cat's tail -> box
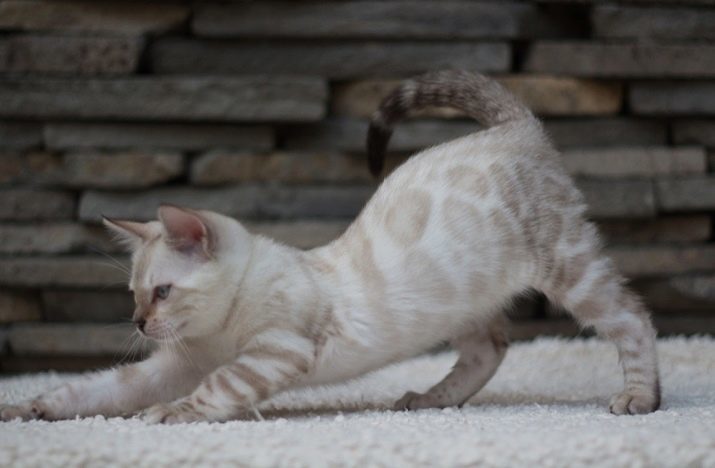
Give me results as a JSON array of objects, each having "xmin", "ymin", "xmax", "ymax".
[{"xmin": 367, "ymin": 70, "xmax": 535, "ymax": 177}]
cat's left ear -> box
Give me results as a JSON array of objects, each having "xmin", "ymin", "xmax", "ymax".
[
  {"xmin": 158, "ymin": 205, "xmax": 215, "ymax": 260},
  {"xmin": 102, "ymin": 217, "xmax": 152, "ymax": 251}
]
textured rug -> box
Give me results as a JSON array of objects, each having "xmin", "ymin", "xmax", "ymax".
[{"xmin": 1, "ymin": 337, "xmax": 714, "ymax": 467}]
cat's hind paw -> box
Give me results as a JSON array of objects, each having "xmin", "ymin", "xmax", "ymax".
[
  {"xmin": 609, "ymin": 389, "xmax": 660, "ymax": 415},
  {"xmin": 140, "ymin": 399, "xmax": 209, "ymax": 425},
  {"xmin": 393, "ymin": 391, "xmax": 443, "ymax": 411}
]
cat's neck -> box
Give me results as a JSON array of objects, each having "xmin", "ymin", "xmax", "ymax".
[{"xmin": 222, "ymin": 234, "xmax": 331, "ymax": 349}]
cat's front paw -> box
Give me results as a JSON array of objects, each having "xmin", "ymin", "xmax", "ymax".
[
  {"xmin": 140, "ymin": 399, "xmax": 208, "ymax": 425},
  {"xmin": 609, "ymin": 389, "xmax": 659, "ymax": 415},
  {"xmin": 0, "ymin": 400, "xmax": 52, "ymax": 422}
]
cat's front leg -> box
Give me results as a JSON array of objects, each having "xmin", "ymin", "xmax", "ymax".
[
  {"xmin": 142, "ymin": 333, "xmax": 315, "ymax": 424},
  {"xmin": 1, "ymin": 349, "xmax": 201, "ymax": 421}
]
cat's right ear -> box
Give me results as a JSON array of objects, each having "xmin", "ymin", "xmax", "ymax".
[{"xmin": 102, "ymin": 217, "xmax": 151, "ymax": 251}]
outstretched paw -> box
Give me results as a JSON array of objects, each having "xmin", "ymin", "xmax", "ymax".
[
  {"xmin": 0, "ymin": 400, "xmax": 51, "ymax": 422},
  {"xmin": 140, "ymin": 399, "xmax": 208, "ymax": 425},
  {"xmin": 609, "ymin": 389, "xmax": 659, "ymax": 415}
]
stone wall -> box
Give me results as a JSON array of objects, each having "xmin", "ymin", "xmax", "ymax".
[{"xmin": 1, "ymin": 0, "xmax": 714, "ymax": 372}]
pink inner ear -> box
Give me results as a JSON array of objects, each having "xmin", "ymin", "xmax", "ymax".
[{"xmin": 159, "ymin": 206, "xmax": 208, "ymax": 252}]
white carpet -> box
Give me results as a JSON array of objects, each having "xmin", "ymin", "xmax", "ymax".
[{"xmin": 1, "ymin": 337, "xmax": 714, "ymax": 467}]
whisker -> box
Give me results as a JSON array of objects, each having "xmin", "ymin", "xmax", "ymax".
[{"xmin": 90, "ymin": 247, "xmax": 131, "ymax": 275}]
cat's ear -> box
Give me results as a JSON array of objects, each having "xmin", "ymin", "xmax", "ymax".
[
  {"xmin": 102, "ymin": 217, "xmax": 152, "ymax": 251},
  {"xmin": 158, "ymin": 205, "xmax": 214, "ymax": 260}
]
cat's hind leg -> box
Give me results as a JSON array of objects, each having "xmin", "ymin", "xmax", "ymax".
[
  {"xmin": 394, "ymin": 316, "xmax": 508, "ymax": 411},
  {"xmin": 540, "ymin": 241, "xmax": 660, "ymax": 415}
]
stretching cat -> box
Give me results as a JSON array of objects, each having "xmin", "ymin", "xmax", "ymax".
[{"xmin": 0, "ymin": 71, "xmax": 660, "ymax": 423}]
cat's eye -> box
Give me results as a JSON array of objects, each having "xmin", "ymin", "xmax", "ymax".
[{"xmin": 154, "ymin": 285, "xmax": 171, "ymax": 301}]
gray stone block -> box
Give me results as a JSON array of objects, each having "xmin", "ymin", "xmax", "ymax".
[
  {"xmin": 578, "ymin": 179, "xmax": 656, "ymax": 219},
  {"xmin": 287, "ymin": 118, "xmax": 667, "ymax": 153},
  {"xmin": 598, "ymin": 216, "xmax": 711, "ymax": 244},
  {"xmin": 1, "ymin": 35, "xmax": 142, "ymax": 75},
  {"xmin": 61, "ymin": 151, "xmax": 184, "ymax": 189},
  {"xmin": 656, "ymin": 177, "xmax": 715, "ymax": 211},
  {"xmin": 193, "ymin": 2, "xmax": 563, "ymax": 39},
  {"xmin": 0, "ymin": 256, "xmax": 129, "ymax": 288},
  {"xmin": 0, "ymin": 77, "xmax": 327, "ymax": 122},
  {"xmin": 630, "ymin": 82, "xmax": 715, "ymax": 115},
  {"xmin": 0, "ymin": 1, "xmax": 189, "ymax": 34},
  {"xmin": 79, "ymin": 185, "xmax": 375, "ymax": 222},
  {"xmin": 607, "ymin": 245, "xmax": 715, "ymax": 277},
  {"xmin": 283, "ymin": 118, "xmax": 478, "ymax": 153},
  {"xmin": 0, "ymin": 122, "xmax": 42, "ymax": 150},
  {"xmin": 2, "ymin": 151, "xmax": 184, "ymax": 189},
  {"xmin": 191, "ymin": 151, "xmax": 373, "ymax": 185},
  {"xmin": 0, "ymin": 189, "xmax": 75, "ymax": 220},
  {"xmin": 45, "ymin": 123, "xmax": 275, "ymax": 151},
  {"xmin": 562, "ymin": 146, "xmax": 706, "ymax": 178},
  {"xmin": 0, "ymin": 290, "xmax": 41, "ymax": 323},
  {"xmin": 525, "ymin": 42, "xmax": 715, "ymax": 78},
  {"xmin": 673, "ymin": 120, "xmax": 715, "ymax": 147},
  {"xmin": 8, "ymin": 323, "xmax": 152, "ymax": 356},
  {"xmin": 151, "ymin": 39, "xmax": 510, "ymax": 78},
  {"xmin": 593, "ymin": 5, "xmax": 715, "ymax": 40},
  {"xmin": 0, "ymin": 223, "xmax": 118, "ymax": 254},
  {"xmin": 42, "ymin": 290, "xmax": 133, "ymax": 322},
  {"xmin": 632, "ymin": 275, "xmax": 715, "ymax": 313},
  {"xmin": 544, "ymin": 118, "xmax": 667, "ymax": 148}
]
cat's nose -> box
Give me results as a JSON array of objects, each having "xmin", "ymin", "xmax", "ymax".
[{"xmin": 135, "ymin": 318, "xmax": 146, "ymax": 332}]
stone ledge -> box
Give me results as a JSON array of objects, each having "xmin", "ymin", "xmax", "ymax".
[
  {"xmin": 525, "ymin": 42, "xmax": 715, "ymax": 78},
  {"xmin": 598, "ymin": 216, "xmax": 711, "ymax": 244},
  {"xmin": 0, "ymin": 123, "xmax": 42, "ymax": 150},
  {"xmin": 193, "ymin": 2, "xmax": 576, "ymax": 39},
  {"xmin": 0, "ymin": 256, "xmax": 129, "ymax": 288},
  {"xmin": 656, "ymin": 177, "xmax": 715, "ymax": 211},
  {"xmin": 673, "ymin": 120, "xmax": 715, "ymax": 147},
  {"xmin": 191, "ymin": 151, "xmax": 373, "ymax": 185},
  {"xmin": 282, "ymin": 118, "xmax": 667, "ymax": 153},
  {"xmin": 45, "ymin": 123, "xmax": 275, "ymax": 151},
  {"xmin": 151, "ymin": 39, "xmax": 510, "ymax": 78},
  {"xmin": 2, "ymin": 151, "xmax": 184, "ymax": 189},
  {"xmin": 0, "ymin": 223, "xmax": 117, "ymax": 255},
  {"xmin": 1, "ymin": 35, "xmax": 142, "ymax": 75},
  {"xmin": 0, "ymin": 77, "xmax": 327, "ymax": 122},
  {"xmin": 79, "ymin": 186, "xmax": 376, "ymax": 223},
  {"xmin": 0, "ymin": 290, "xmax": 41, "ymax": 323},
  {"xmin": 42, "ymin": 290, "xmax": 133, "ymax": 323},
  {"xmin": 562, "ymin": 146, "xmax": 706, "ymax": 178},
  {"xmin": 0, "ymin": 1, "xmax": 189, "ymax": 35},
  {"xmin": 632, "ymin": 275, "xmax": 715, "ymax": 313},
  {"xmin": 607, "ymin": 246, "xmax": 715, "ymax": 278},
  {"xmin": 7, "ymin": 323, "xmax": 152, "ymax": 355},
  {"xmin": 579, "ymin": 180, "xmax": 656, "ymax": 219},
  {"xmin": 0, "ymin": 189, "xmax": 75, "ymax": 221},
  {"xmin": 593, "ymin": 5, "xmax": 715, "ymax": 40},
  {"xmin": 630, "ymin": 82, "xmax": 715, "ymax": 115}
]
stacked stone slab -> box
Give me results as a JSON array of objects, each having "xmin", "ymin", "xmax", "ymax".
[{"xmin": 1, "ymin": 0, "xmax": 714, "ymax": 373}]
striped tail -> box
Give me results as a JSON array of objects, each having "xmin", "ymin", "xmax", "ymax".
[{"xmin": 367, "ymin": 70, "xmax": 534, "ymax": 177}]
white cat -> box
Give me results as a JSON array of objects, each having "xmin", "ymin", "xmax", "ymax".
[{"xmin": 0, "ymin": 71, "xmax": 659, "ymax": 423}]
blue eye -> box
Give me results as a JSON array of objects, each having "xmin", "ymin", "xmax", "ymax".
[{"xmin": 154, "ymin": 285, "xmax": 171, "ymax": 300}]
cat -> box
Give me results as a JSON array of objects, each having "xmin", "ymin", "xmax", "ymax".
[{"xmin": 0, "ymin": 71, "xmax": 660, "ymax": 423}]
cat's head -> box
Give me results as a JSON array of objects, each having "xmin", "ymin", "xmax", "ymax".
[{"xmin": 103, "ymin": 205, "xmax": 250, "ymax": 341}]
